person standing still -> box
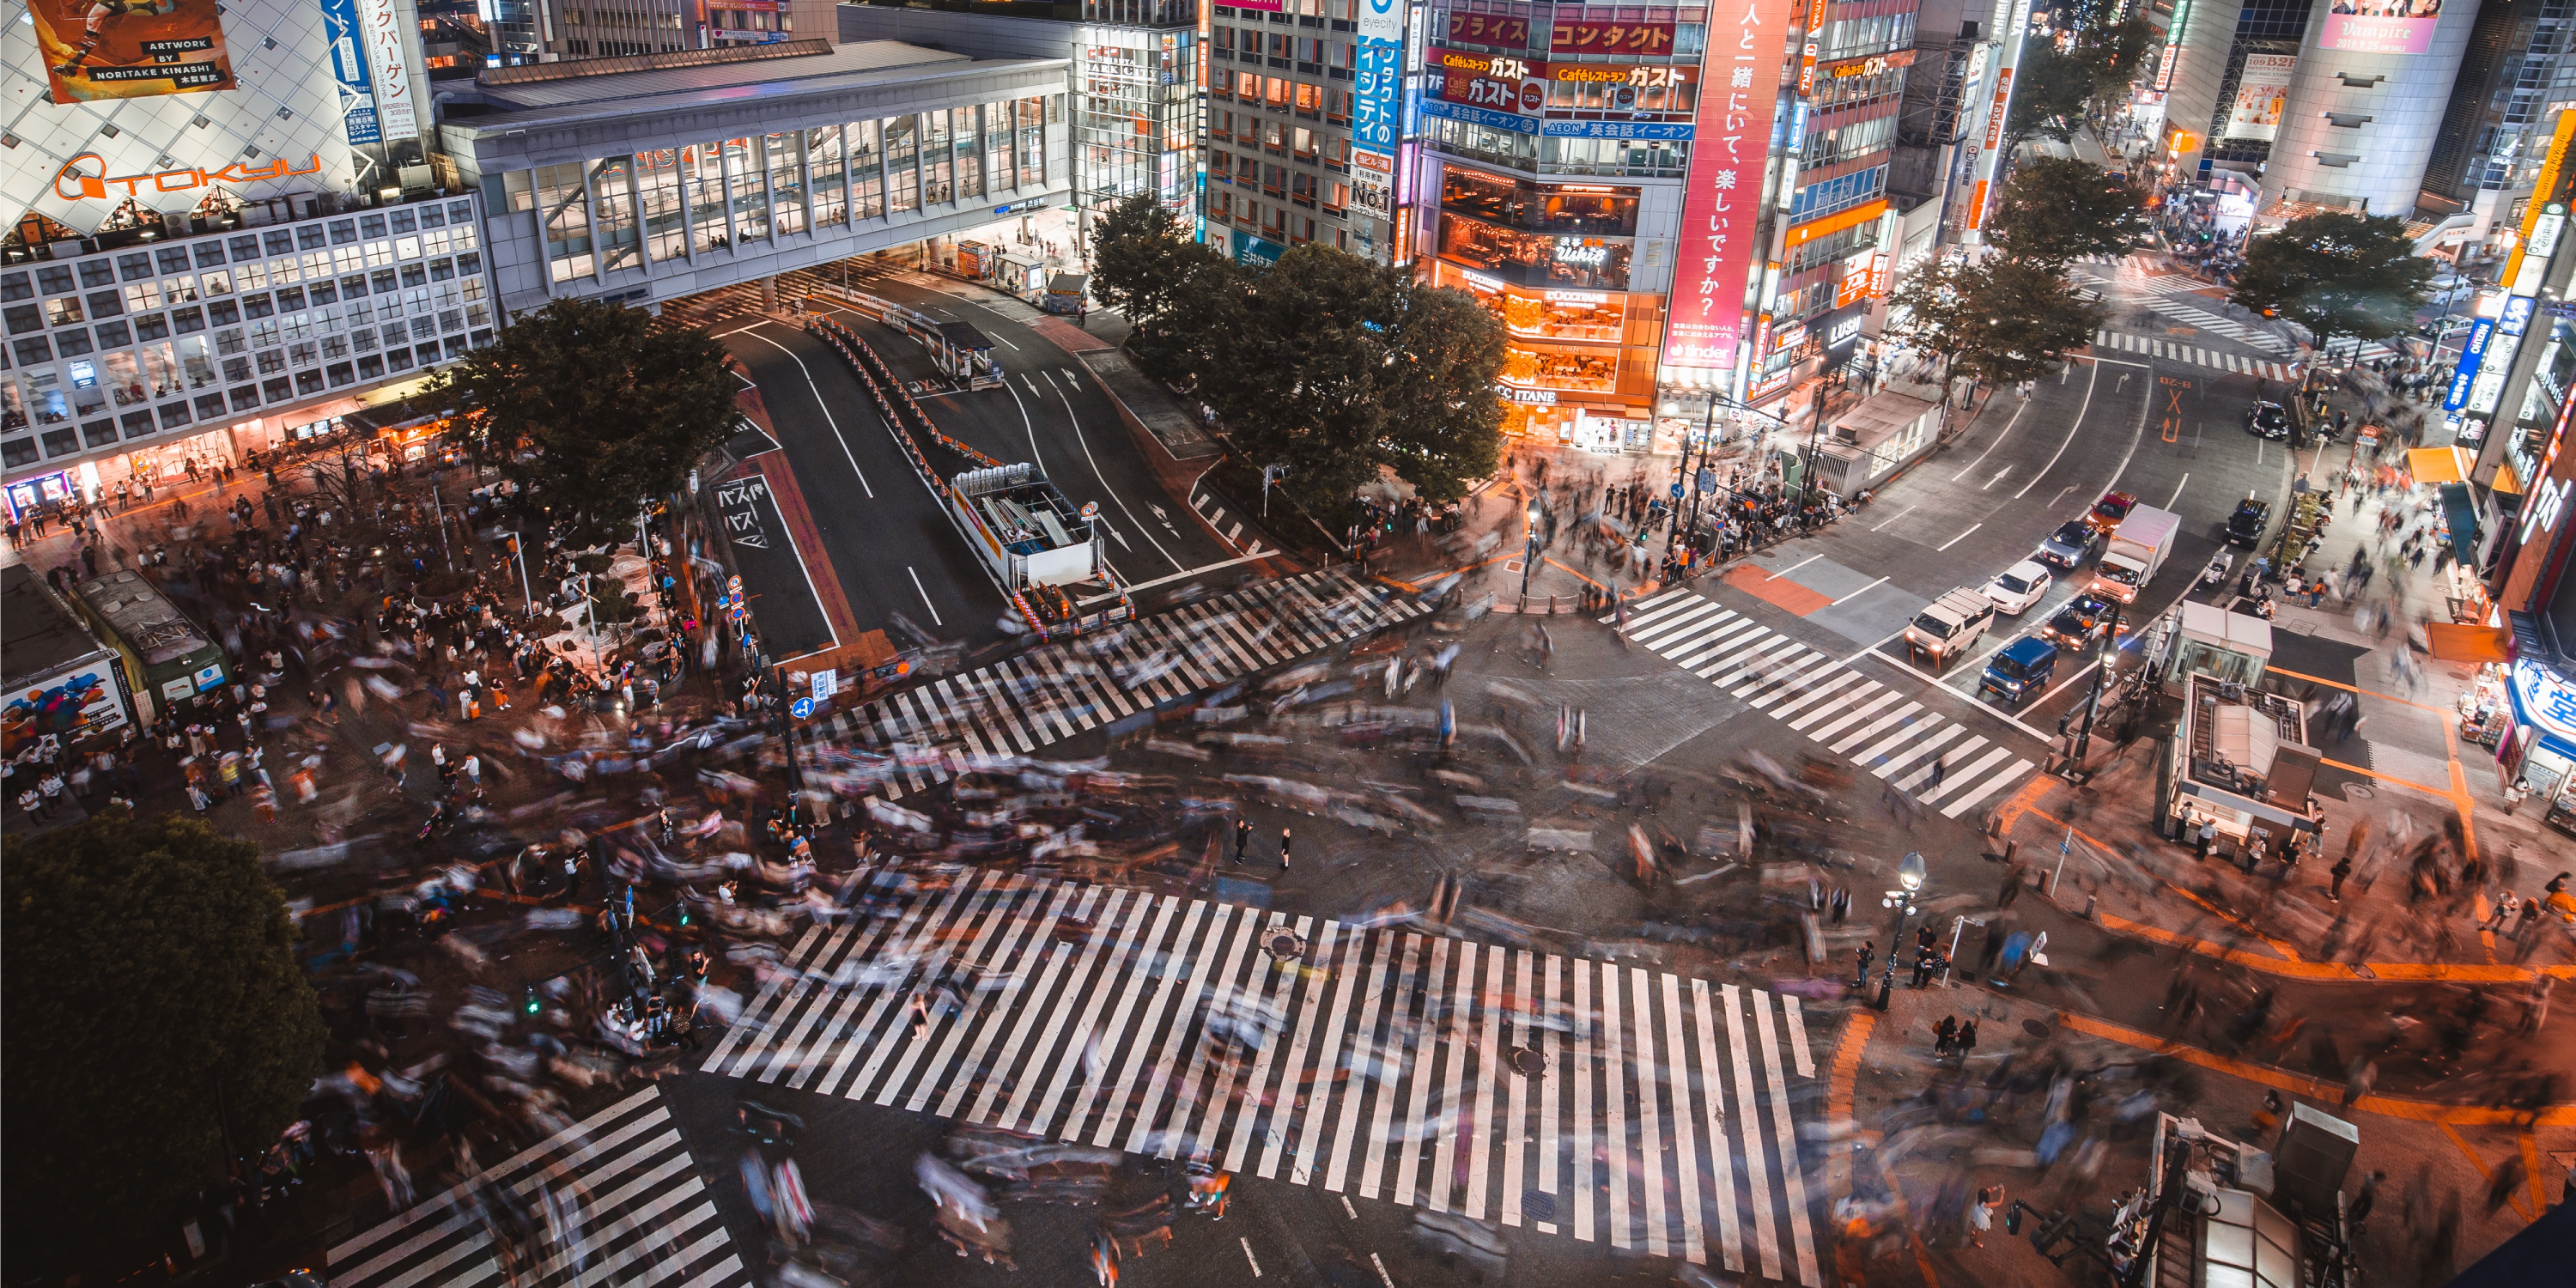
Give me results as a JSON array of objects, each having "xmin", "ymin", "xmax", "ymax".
[
  {"xmin": 1235, "ymin": 818, "xmax": 1250, "ymax": 864},
  {"xmin": 1279, "ymin": 825, "xmax": 1292, "ymax": 871},
  {"xmin": 1855, "ymin": 940, "xmax": 1874, "ymax": 988}
]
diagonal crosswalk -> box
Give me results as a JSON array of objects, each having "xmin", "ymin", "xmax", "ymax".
[
  {"xmin": 810, "ymin": 569, "xmax": 1423, "ymax": 798},
  {"xmin": 705, "ymin": 869, "xmax": 1832, "ymax": 1281},
  {"xmin": 1188, "ymin": 483, "xmax": 1273, "ymax": 559},
  {"xmin": 325, "ymin": 1089, "xmax": 750, "ymax": 1288},
  {"xmin": 1609, "ymin": 589, "xmax": 2035, "ymax": 819}
]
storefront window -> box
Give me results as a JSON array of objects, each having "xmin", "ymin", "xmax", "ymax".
[
  {"xmin": 687, "ymin": 143, "xmax": 731, "ymax": 252},
  {"xmin": 725, "ymin": 137, "xmax": 769, "ymax": 243},
  {"xmin": 808, "ymin": 125, "xmax": 848, "ymax": 228},
  {"xmin": 1440, "ymin": 169, "xmax": 1641, "ymax": 236},
  {"xmin": 1019, "ymin": 98, "xmax": 1046, "ymax": 189},
  {"xmin": 1501, "ymin": 341, "xmax": 1621, "ymax": 395},
  {"xmin": 766, "ymin": 133, "xmax": 805, "ymax": 236},
  {"xmin": 1438, "ymin": 211, "xmax": 1631, "ymax": 290},
  {"xmin": 590, "ymin": 156, "xmax": 641, "ymax": 272},
  {"xmin": 852, "ymin": 120, "xmax": 886, "ymax": 220},
  {"xmin": 922, "ymin": 111, "xmax": 954, "ymax": 205}
]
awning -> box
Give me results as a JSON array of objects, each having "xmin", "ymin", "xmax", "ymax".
[
  {"xmin": 2439, "ymin": 481, "xmax": 2480, "ymax": 562},
  {"xmin": 2426, "ymin": 623, "xmax": 2511, "ymax": 663},
  {"xmin": 2408, "ymin": 446, "xmax": 2476, "ymax": 483},
  {"xmin": 2494, "ymin": 461, "xmax": 2524, "ymax": 495}
]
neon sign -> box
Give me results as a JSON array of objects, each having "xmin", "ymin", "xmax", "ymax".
[{"xmin": 53, "ymin": 151, "xmax": 322, "ymax": 201}]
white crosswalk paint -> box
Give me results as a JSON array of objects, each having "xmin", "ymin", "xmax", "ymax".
[
  {"xmin": 811, "ymin": 569, "xmax": 1419, "ymax": 795},
  {"xmin": 325, "ymin": 1089, "xmax": 750, "ymax": 1288},
  {"xmin": 1608, "ymin": 589, "xmax": 2035, "ymax": 815},
  {"xmin": 706, "ymin": 870, "xmax": 1831, "ymax": 1279},
  {"xmin": 2092, "ymin": 330, "xmax": 2294, "ymax": 380}
]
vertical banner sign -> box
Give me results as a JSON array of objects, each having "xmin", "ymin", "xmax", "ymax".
[
  {"xmin": 2504, "ymin": 108, "xmax": 2576, "ymax": 289},
  {"xmin": 1662, "ymin": 0, "xmax": 1792, "ymax": 372},
  {"xmin": 33, "ymin": 0, "xmax": 235, "ymax": 104},
  {"xmin": 317, "ymin": 0, "xmax": 383, "ymax": 146},
  {"xmin": 356, "ymin": 0, "xmax": 420, "ymax": 140},
  {"xmin": 1354, "ymin": 0, "xmax": 1403, "ymax": 213},
  {"xmin": 1965, "ymin": 0, "xmax": 2032, "ymax": 236}
]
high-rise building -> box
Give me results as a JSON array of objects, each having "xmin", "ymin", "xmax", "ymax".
[
  {"xmin": 837, "ymin": 3, "xmax": 1200, "ymax": 246},
  {"xmin": 1204, "ymin": 0, "xmax": 1402, "ymax": 265},
  {"xmin": 2422, "ymin": 0, "xmax": 2576, "ymax": 253},
  {"xmin": 2142, "ymin": 0, "xmax": 2311, "ymax": 179},
  {"xmin": 2257, "ymin": 0, "xmax": 2482, "ymax": 217}
]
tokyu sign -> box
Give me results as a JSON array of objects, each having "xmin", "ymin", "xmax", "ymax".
[{"xmin": 53, "ymin": 151, "xmax": 323, "ymax": 201}]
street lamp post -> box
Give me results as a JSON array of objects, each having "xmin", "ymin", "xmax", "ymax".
[
  {"xmin": 2069, "ymin": 601, "xmax": 2124, "ymax": 771},
  {"xmin": 1876, "ymin": 851, "xmax": 1928, "ymax": 1011}
]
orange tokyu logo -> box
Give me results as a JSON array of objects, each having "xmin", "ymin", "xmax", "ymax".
[{"xmin": 52, "ymin": 150, "xmax": 322, "ymax": 202}]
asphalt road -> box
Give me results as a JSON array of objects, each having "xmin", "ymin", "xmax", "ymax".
[{"xmin": 724, "ymin": 319, "xmax": 1015, "ymax": 648}]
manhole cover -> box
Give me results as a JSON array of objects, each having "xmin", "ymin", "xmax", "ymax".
[
  {"xmin": 2022, "ymin": 1019, "xmax": 2053, "ymax": 1039},
  {"xmin": 1524, "ymin": 1190, "xmax": 1556, "ymax": 1221},
  {"xmin": 2342, "ymin": 784, "xmax": 2375, "ymax": 800},
  {"xmin": 1507, "ymin": 1046, "xmax": 1546, "ymax": 1077},
  {"xmin": 1267, "ymin": 933, "xmax": 1305, "ymax": 960}
]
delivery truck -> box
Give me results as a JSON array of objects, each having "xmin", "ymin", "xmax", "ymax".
[{"xmin": 2089, "ymin": 504, "xmax": 2178, "ymax": 604}]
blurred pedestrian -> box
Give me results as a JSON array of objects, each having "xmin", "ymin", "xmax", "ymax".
[
  {"xmin": 1968, "ymin": 1186, "xmax": 2002, "ymax": 1247},
  {"xmin": 2348, "ymin": 1170, "xmax": 2385, "ymax": 1226}
]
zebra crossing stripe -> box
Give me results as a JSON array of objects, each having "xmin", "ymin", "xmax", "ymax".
[
  {"xmin": 324, "ymin": 1090, "xmax": 750, "ymax": 1288},
  {"xmin": 705, "ymin": 874, "xmax": 1829, "ymax": 1277},
  {"xmin": 813, "ymin": 570, "xmax": 1420, "ymax": 786},
  {"xmin": 1609, "ymin": 594, "xmax": 2037, "ymax": 809}
]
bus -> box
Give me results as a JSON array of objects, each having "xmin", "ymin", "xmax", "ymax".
[{"xmin": 70, "ymin": 569, "xmax": 229, "ymax": 725}]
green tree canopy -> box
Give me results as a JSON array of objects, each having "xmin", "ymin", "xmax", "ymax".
[
  {"xmin": 2228, "ymin": 211, "xmax": 2434, "ymax": 358},
  {"xmin": 1087, "ymin": 192, "xmax": 1209, "ymax": 331},
  {"xmin": 1987, "ymin": 156, "xmax": 2151, "ymax": 266},
  {"xmin": 2005, "ymin": 44, "xmax": 2097, "ymax": 149},
  {"xmin": 3, "ymin": 811, "xmax": 325, "ymax": 1277},
  {"xmin": 2063, "ymin": 0, "xmax": 2156, "ymax": 116},
  {"xmin": 1890, "ymin": 257, "xmax": 2104, "ymax": 394},
  {"xmin": 431, "ymin": 297, "xmax": 738, "ymax": 541},
  {"xmin": 1198, "ymin": 245, "xmax": 1506, "ymax": 506}
]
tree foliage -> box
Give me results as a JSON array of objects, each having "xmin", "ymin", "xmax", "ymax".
[
  {"xmin": 1890, "ymin": 257, "xmax": 2104, "ymax": 393},
  {"xmin": 1197, "ymin": 245, "xmax": 1508, "ymax": 505},
  {"xmin": 429, "ymin": 297, "xmax": 738, "ymax": 542},
  {"xmin": 3, "ymin": 811, "xmax": 325, "ymax": 1275},
  {"xmin": 1987, "ymin": 156, "xmax": 2151, "ymax": 266},
  {"xmin": 2004, "ymin": 43, "xmax": 2098, "ymax": 149},
  {"xmin": 2229, "ymin": 211, "xmax": 2434, "ymax": 357},
  {"xmin": 1086, "ymin": 194, "xmax": 1209, "ymax": 333}
]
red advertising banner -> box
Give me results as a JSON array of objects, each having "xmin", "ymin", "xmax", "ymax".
[
  {"xmin": 1444, "ymin": 14, "xmax": 1530, "ymax": 46},
  {"xmin": 1548, "ymin": 18, "xmax": 1676, "ymax": 55},
  {"xmin": 1663, "ymin": 0, "xmax": 1790, "ymax": 371},
  {"xmin": 32, "ymin": 0, "xmax": 235, "ymax": 104}
]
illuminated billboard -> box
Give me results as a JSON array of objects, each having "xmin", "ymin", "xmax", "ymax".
[
  {"xmin": 1662, "ymin": 0, "xmax": 1792, "ymax": 373},
  {"xmin": 32, "ymin": 0, "xmax": 236, "ymax": 104},
  {"xmin": 2316, "ymin": 0, "xmax": 2443, "ymax": 54},
  {"xmin": 2226, "ymin": 53, "xmax": 2294, "ymax": 142}
]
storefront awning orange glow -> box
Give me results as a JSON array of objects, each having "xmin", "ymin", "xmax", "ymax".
[
  {"xmin": 2404, "ymin": 446, "xmax": 2475, "ymax": 483},
  {"xmin": 1787, "ymin": 199, "xmax": 1890, "ymax": 248},
  {"xmin": 2493, "ymin": 461, "xmax": 2524, "ymax": 495},
  {"xmin": 2425, "ymin": 623, "xmax": 2510, "ymax": 663}
]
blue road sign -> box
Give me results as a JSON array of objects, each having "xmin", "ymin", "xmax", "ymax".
[{"xmin": 790, "ymin": 697, "xmax": 816, "ymax": 720}]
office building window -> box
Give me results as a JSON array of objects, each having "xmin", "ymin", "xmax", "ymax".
[
  {"xmin": 687, "ymin": 142, "xmax": 731, "ymax": 252},
  {"xmin": 535, "ymin": 162, "xmax": 594, "ymax": 284},
  {"xmin": 637, "ymin": 149, "xmax": 687, "ymax": 262},
  {"xmin": 591, "ymin": 155, "xmax": 641, "ymax": 273},
  {"xmin": 886, "ymin": 116, "xmax": 920, "ymax": 214},
  {"xmin": 726, "ymin": 137, "xmax": 769, "ymax": 243},
  {"xmin": 809, "ymin": 125, "xmax": 848, "ymax": 228},
  {"xmin": 767, "ymin": 133, "xmax": 805, "ymax": 235},
  {"xmin": 853, "ymin": 119, "xmax": 886, "ymax": 220}
]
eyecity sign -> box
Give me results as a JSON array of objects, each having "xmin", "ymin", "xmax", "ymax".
[{"xmin": 52, "ymin": 151, "xmax": 325, "ymax": 201}]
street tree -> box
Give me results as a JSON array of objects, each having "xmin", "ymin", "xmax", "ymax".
[
  {"xmin": 3, "ymin": 810, "xmax": 326, "ymax": 1277},
  {"xmin": 1987, "ymin": 156, "xmax": 2151, "ymax": 266},
  {"xmin": 1200, "ymin": 244, "xmax": 1505, "ymax": 506},
  {"xmin": 1087, "ymin": 193, "xmax": 1234, "ymax": 338},
  {"xmin": 2063, "ymin": 0, "xmax": 2156, "ymax": 118},
  {"xmin": 1888, "ymin": 257, "xmax": 2103, "ymax": 401},
  {"xmin": 428, "ymin": 297, "xmax": 738, "ymax": 542},
  {"xmin": 2228, "ymin": 211, "xmax": 2434, "ymax": 360},
  {"xmin": 2004, "ymin": 44, "xmax": 2097, "ymax": 149}
]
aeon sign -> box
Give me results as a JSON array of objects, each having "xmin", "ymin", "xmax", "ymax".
[{"xmin": 53, "ymin": 151, "xmax": 323, "ymax": 201}]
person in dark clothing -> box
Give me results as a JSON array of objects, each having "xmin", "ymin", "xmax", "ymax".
[
  {"xmin": 1235, "ymin": 818, "xmax": 1250, "ymax": 863},
  {"xmin": 1855, "ymin": 941, "xmax": 1874, "ymax": 987},
  {"xmin": 2347, "ymin": 1170, "xmax": 2385, "ymax": 1226}
]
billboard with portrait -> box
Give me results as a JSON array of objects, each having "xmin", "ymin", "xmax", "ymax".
[
  {"xmin": 2317, "ymin": 0, "xmax": 2442, "ymax": 54},
  {"xmin": 30, "ymin": 0, "xmax": 236, "ymax": 104},
  {"xmin": 2226, "ymin": 54, "xmax": 2294, "ymax": 141}
]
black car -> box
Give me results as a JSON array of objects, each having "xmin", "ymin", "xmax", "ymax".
[
  {"xmin": 2227, "ymin": 495, "xmax": 2271, "ymax": 546},
  {"xmin": 2037, "ymin": 519, "xmax": 2099, "ymax": 568},
  {"xmin": 2245, "ymin": 401, "xmax": 2291, "ymax": 440},
  {"xmin": 2038, "ymin": 605, "xmax": 2105, "ymax": 651}
]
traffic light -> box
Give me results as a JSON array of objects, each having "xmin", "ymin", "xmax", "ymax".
[
  {"xmin": 523, "ymin": 985, "xmax": 541, "ymax": 1017},
  {"xmin": 2006, "ymin": 1203, "xmax": 2026, "ymax": 1236}
]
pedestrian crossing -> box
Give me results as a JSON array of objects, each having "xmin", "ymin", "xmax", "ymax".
[
  {"xmin": 2088, "ymin": 330, "xmax": 2297, "ymax": 380},
  {"xmin": 1188, "ymin": 483, "xmax": 1273, "ymax": 559},
  {"xmin": 810, "ymin": 569, "xmax": 1422, "ymax": 798},
  {"xmin": 1609, "ymin": 588, "xmax": 2035, "ymax": 820},
  {"xmin": 325, "ymin": 1089, "xmax": 750, "ymax": 1288},
  {"xmin": 704, "ymin": 868, "xmax": 1832, "ymax": 1281}
]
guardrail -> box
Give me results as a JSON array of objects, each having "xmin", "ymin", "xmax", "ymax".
[{"xmin": 805, "ymin": 315, "xmax": 1131, "ymax": 641}]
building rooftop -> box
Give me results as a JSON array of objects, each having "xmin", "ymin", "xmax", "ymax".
[
  {"xmin": 71, "ymin": 570, "xmax": 214, "ymax": 666},
  {"xmin": 2, "ymin": 566, "xmax": 116, "ymax": 683},
  {"xmin": 461, "ymin": 39, "xmax": 981, "ymax": 118}
]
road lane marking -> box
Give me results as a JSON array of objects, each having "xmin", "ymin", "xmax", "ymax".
[
  {"xmin": 1951, "ymin": 398, "xmax": 2031, "ymax": 481},
  {"xmin": 906, "ymin": 566, "xmax": 944, "ymax": 625},
  {"xmin": 1053, "ymin": 380, "xmax": 1184, "ymax": 572},
  {"xmin": 1869, "ymin": 504, "xmax": 1917, "ymax": 532},
  {"xmin": 1765, "ymin": 553, "xmax": 1824, "ymax": 580},
  {"xmin": 2166, "ymin": 473, "xmax": 2189, "ymax": 509},
  {"xmin": 1935, "ymin": 523, "xmax": 1981, "ymax": 550},
  {"xmin": 2013, "ymin": 356, "xmax": 2100, "ymax": 499},
  {"xmin": 738, "ymin": 331, "xmax": 876, "ymax": 499},
  {"xmin": 1832, "ymin": 576, "xmax": 1889, "ymax": 605}
]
